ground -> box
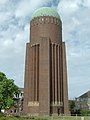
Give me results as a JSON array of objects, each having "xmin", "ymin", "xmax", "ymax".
[{"xmin": 0, "ymin": 115, "xmax": 90, "ymax": 120}]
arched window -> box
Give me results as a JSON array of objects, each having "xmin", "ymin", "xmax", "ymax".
[
  {"xmin": 57, "ymin": 19, "xmax": 59, "ymax": 25},
  {"xmin": 54, "ymin": 18, "xmax": 56, "ymax": 24},
  {"xmin": 51, "ymin": 17, "xmax": 53, "ymax": 23},
  {"xmin": 39, "ymin": 18, "xmax": 42, "ymax": 23}
]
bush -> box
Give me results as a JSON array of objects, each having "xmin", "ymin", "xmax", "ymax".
[
  {"xmin": 0, "ymin": 112, "xmax": 5, "ymax": 117},
  {"xmin": 80, "ymin": 110, "xmax": 90, "ymax": 116}
]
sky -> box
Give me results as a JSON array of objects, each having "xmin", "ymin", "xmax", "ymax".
[{"xmin": 0, "ymin": 0, "xmax": 90, "ymax": 99}]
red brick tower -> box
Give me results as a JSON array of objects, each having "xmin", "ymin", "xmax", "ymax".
[{"xmin": 23, "ymin": 7, "xmax": 69, "ymax": 115}]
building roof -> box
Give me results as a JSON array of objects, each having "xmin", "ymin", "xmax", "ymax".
[
  {"xmin": 20, "ymin": 88, "xmax": 24, "ymax": 91},
  {"xmin": 78, "ymin": 91, "xmax": 90, "ymax": 98},
  {"xmin": 31, "ymin": 7, "xmax": 60, "ymax": 20}
]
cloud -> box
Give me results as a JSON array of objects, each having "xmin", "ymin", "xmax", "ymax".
[
  {"xmin": 15, "ymin": 0, "xmax": 54, "ymax": 18},
  {"xmin": 0, "ymin": 0, "xmax": 90, "ymax": 98},
  {"xmin": 0, "ymin": 0, "xmax": 30, "ymax": 86},
  {"xmin": 0, "ymin": 0, "xmax": 8, "ymax": 5},
  {"xmin": 82, "ymin": 0, "xmax": 90, "ymax": 7},
  {"xmin": 57, "ymin": 0, "xmax": 80, "ymax": 16},
  {"xmin": 57, "ymin": 0, "xmax": 90, "ymax": 98}
]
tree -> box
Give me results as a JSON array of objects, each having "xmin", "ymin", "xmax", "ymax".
[
  {"xmin": 0, "ymin": 72, "xmax": 20, "ymax": 112},
  {"xmin": 69, "ymin": 100, "xmax": 75, "ymax": 115}
]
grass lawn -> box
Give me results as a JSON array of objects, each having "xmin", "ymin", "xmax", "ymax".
[{"xmin": 0, "ymin": 115, "xmax": 89, "ymax": 120}]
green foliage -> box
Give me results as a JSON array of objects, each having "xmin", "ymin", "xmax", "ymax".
[
  {"xmin": 0, "ymin": 116, "xmax": 89, "ymax": 120},
  {"xmin": 0, "ymin": 72, "xmax": 20, "ymax": 112},
  {"xmin": 80, "ymin": 110, "xmax": 90, "ymax": 116},
  {"xmin": 75, "ymin": 109, "xmax": 81, "ymax": 115},
  {"xmin": 69, "ymin": 100, "xmax": 75, "ymax": 114}
]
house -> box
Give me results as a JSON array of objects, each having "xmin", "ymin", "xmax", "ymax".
[{"xmin": 75, "ymin": 91, "xmax": 90, "ymax": 111}]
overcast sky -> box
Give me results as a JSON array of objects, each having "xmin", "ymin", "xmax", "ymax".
[{"xmin": 0, "ymin": 0, "xmax": 90, "ymax": 99}]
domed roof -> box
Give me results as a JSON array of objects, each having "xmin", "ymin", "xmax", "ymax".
[{"xmin": 31, "ymin": 7, "xmax": 60, "ymax": 20}]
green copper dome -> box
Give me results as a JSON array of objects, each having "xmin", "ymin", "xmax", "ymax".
[{"xmin": 31, "ymin": 7, "xmax": 60, "ymax": 20}]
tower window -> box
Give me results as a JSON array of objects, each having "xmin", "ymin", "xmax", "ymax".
[
  {"xmin": 33, "ymin": 20, "xmax": 36, "ymax": 26},
  {"xmin": 46, "ymin": 18, "xmax": 47, "ymax": 21},
  {"xmin": 42, "ymin": 18, "xmax": 44, "ymax": 21},
  {"xmin": 39, "ymin": 18, "xmax": 42, "ymax": 23},
  {"xmin": 57, "ymin": 19, "xmax": 59, "ymax": 25},
  {"xmin": 47, "ymin": 18, "xmax": 49, "ymax": 23},
  {"xmin": 51, "ymin": 18, "xmax": 53, "ymax": 23},
  {"xmin": 54, "ymin": 18, "xmax": 56, "ymax": 24},
  {"xmin": 36, "ymin": 19, "xmax": 38, "ymax": 25},
  {"xmin": 45, "ymin": 18, "xmax": 47, "ymax": 23}
]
